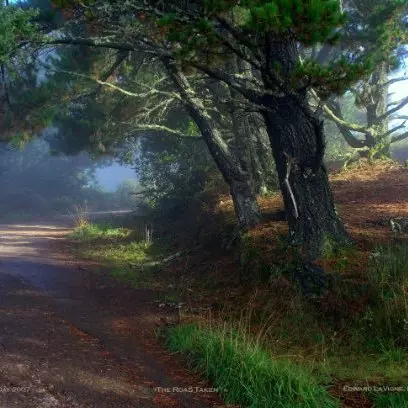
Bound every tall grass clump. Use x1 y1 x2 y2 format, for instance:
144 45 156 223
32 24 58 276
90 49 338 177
166 323 339 408
366 243 408 346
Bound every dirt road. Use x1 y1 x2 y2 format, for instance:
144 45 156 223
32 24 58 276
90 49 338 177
0 221 224 408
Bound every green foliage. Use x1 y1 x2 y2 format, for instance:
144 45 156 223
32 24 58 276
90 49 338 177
243 0 346 45
157 0 349 72
295 56 373 98
0 5 39 63
360 0 408 66
202 0 346 45
110 264 159 288
167 322 339 408
134 133 216 214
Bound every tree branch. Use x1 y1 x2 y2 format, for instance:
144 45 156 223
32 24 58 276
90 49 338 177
310 90 368 133
378 96 408 121
384 121 408 137
391 131 408 144
75 50 131 101
383 76 408 87
125 124 202 141
50 68 182 101
188 61 264 104
41 37 137 52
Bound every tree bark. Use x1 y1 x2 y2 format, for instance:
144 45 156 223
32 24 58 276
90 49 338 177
162 57 261 230
228 58 277 195
365 62 390 159
262 102 349 258
261 37 349 258
251 118 277 194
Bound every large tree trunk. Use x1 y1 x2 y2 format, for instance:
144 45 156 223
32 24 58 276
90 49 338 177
230 105 276 196
262 103 349 259
261 37 349 259
162 57 261 230
251 118 277 194
230 58 277 195
230 179 262 228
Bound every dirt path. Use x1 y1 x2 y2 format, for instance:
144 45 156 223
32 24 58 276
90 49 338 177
0 221 226 408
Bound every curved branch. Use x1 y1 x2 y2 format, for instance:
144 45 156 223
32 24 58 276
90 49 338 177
384 121 407 137
125 124 202 141
378 96 408 121
310 90 368 133
383 76 408 87
391 131 408 144
188 62 263 104
49 68 182 101
41 37 136 52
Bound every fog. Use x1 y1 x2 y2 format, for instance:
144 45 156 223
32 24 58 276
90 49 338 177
95 164 137 192
0 135 139 221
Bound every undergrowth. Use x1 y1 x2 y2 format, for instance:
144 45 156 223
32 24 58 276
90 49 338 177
167 322 339 408
67 221 164 287
166 241 408 406
69 218 408 406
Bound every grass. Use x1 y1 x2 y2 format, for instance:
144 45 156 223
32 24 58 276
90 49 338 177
167 322 339 408
110 264 160 288
69 222 131 241
374 392 408 407
164 241 408 407
79 240 153 265
366 243 408 344
67 221 165 288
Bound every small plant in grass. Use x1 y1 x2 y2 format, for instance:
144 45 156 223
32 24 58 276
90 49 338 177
167 322 339 408
111 264 158 288
71 204 90 228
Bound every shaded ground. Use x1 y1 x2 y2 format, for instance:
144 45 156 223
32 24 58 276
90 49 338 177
0 222 227 408
136 160 408 408
127 160 408 315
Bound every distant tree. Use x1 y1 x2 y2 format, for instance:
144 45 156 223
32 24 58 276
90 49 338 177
115 179 142 209
312 0 408 160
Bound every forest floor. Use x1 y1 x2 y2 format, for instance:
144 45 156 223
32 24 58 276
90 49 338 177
2 159 408 408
